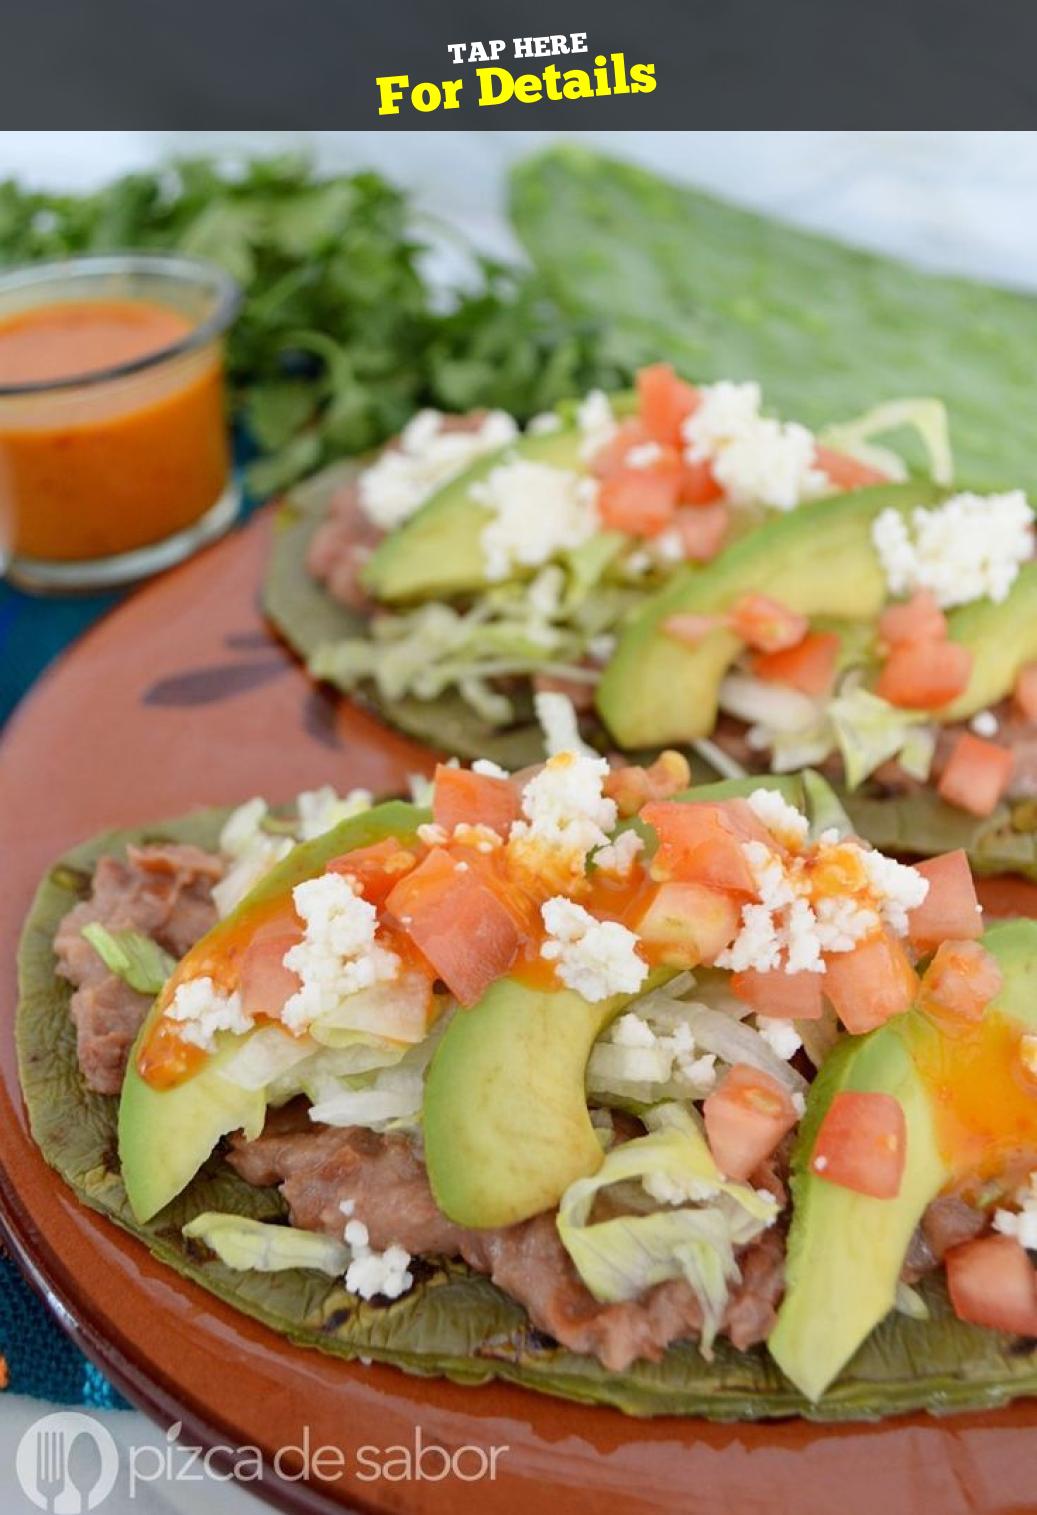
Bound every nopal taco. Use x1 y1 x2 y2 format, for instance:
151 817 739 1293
264 366 1037 881
20 749 1037 1418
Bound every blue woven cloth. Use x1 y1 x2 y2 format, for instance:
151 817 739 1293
0 585 121 726
0 1256 128 1408
1 459 260 1405
0 571 131 1404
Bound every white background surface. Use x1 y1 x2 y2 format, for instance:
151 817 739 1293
4 131 1037 291
1 129 1035 1513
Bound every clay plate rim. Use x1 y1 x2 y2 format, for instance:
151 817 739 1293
2 512 1037 1514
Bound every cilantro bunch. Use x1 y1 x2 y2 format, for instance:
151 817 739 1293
0 154 623 492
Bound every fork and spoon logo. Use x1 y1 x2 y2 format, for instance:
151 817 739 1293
15 1413 119 1512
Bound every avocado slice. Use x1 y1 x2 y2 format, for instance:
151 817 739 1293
119 801 427 1222
422 770 853 1232
596 480 944 748
423 975 668 1229
119 1037 268 1227
362 422 586 603
944 560 1037 721
769 918 1037 1401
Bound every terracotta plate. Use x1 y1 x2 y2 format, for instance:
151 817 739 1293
2 511 1037 1515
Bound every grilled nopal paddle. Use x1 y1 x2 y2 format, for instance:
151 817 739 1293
266 465 1037 876
772 918 1037 1400
511 145 1037 499
119 801 427 1222
15 802 1037 1419
264 460 554 769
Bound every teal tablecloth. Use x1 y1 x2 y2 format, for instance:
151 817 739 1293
0 584 122 726
0 470 259 1405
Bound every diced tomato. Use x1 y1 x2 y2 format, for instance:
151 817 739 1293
822 930 919 1034
679 457 724 505
918 939 1003 1026
876 639 973 709
906 850 982 953
432 764 521 840
636 363 699 447
703 1064 800 1182
239 920 302 1021
642 798 773 894
810 1091 906 1199
326 838 418 906
598 465 682 537
728 594 808 654
603 750 691 819
637 881 741 968
938 732 1015 818
878 590 947 649
813 445 888 492
663 612 724 647
1014 663 1037 722
946 1235 1037 1336
751 630 840 697
589 418 649 480
384 848 521 1007
730 968 824 1021
671 502 730 561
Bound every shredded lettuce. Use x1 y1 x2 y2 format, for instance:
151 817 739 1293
586 972 808 1112
827 685 936 791
764 719 839 776
307 1065 424 1129
818 398 953 487
219 1025 319 1092
797 1002 841 1070
309 562 637 727
719 674 821 733
213 786 374 918
222 1032 405 1104
80 925 176 995
182 1213 349 1275
557 1103 777 1355
648 996 808 1097
588 1041 676 1090
310 974 432 1047
285 1010 451 1131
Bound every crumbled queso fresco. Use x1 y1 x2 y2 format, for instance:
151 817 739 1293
993 1173 1037 1251
575 388 618 461
592 828 645 880
970 710 1000 739
471 457 600 581
508 750 618 888
340 1203 413 1301
358 408 517 531
280 873 401 1034
681 380 829 513
471 757 510 779
872 489 1034 609
715 791 929 976
608 1011 717 1092
165 976 253 1051
540 897 648 1002
746 787 809 849
755 1017 803 1061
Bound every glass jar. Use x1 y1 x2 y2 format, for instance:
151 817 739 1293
0 253 242 590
